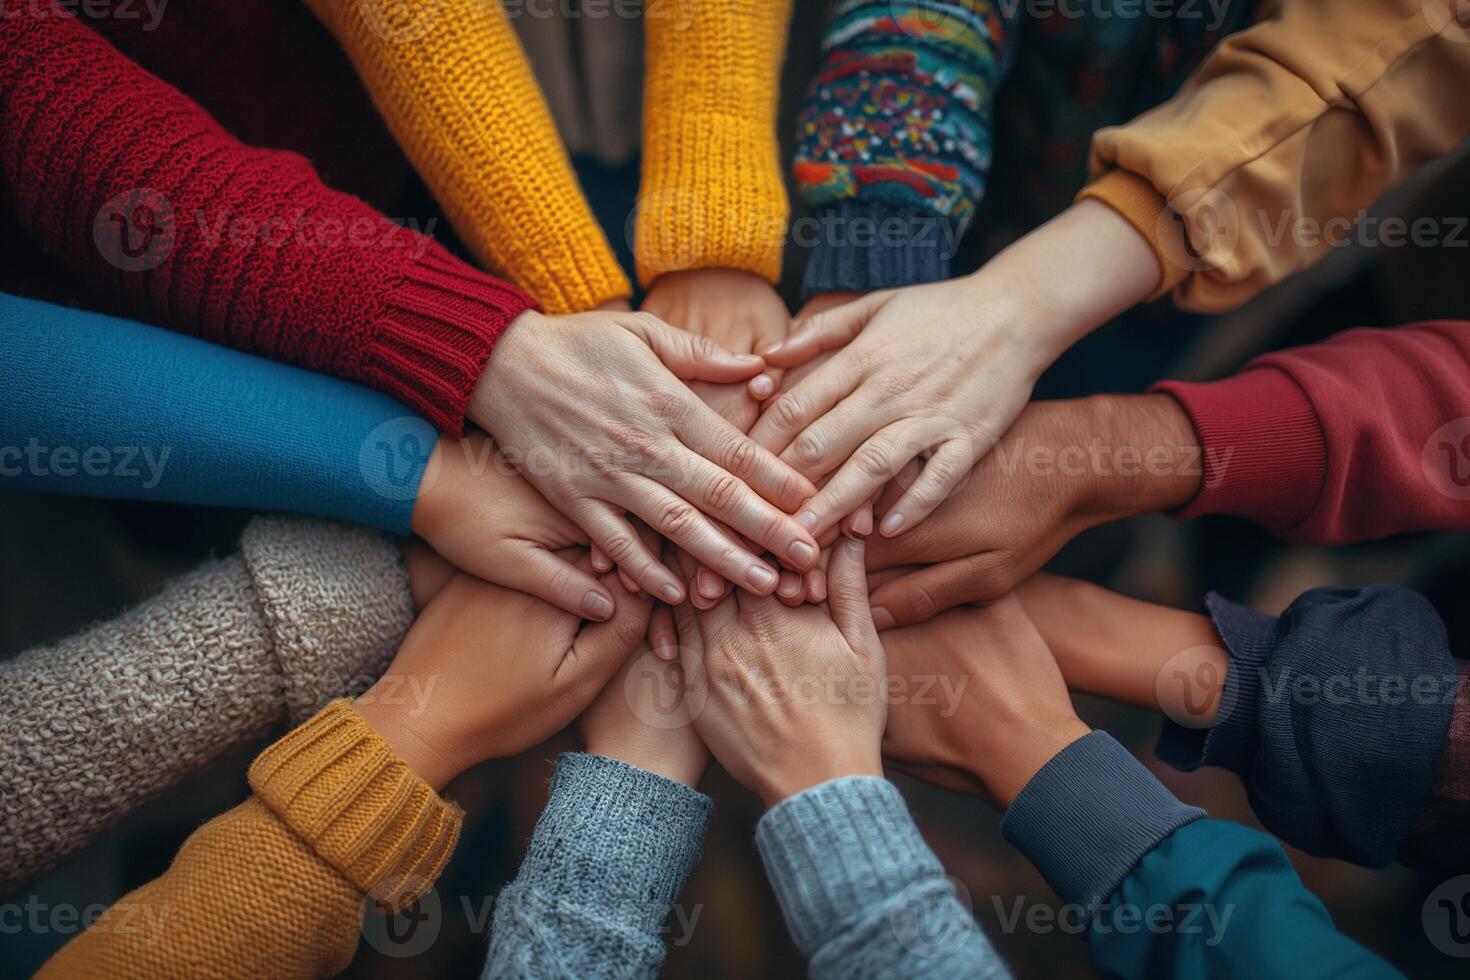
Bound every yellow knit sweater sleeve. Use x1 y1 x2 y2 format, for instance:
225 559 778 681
301 0 630 313
636 0 794 286
38 701 462 979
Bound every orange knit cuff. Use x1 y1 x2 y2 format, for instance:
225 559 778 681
1076 170 1189 301
249 700 462 912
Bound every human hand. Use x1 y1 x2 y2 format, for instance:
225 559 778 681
750 200 1161 538
672 536 885 807
579 646 711 787
353 555 651 791
469 308 820 601
880 596 1091 808
864 394 1201 628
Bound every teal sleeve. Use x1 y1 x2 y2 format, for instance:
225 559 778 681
0 292 432 533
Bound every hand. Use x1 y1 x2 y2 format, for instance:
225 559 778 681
865 394 1201 628
470 309 820 601
412 432 617 619
750 200 1161 537
672 536 885 807
881 596 1092 808
579 646 711 787
353 554 652 790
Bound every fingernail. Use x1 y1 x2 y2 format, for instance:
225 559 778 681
761 341 783 356
809 571 828 603
844 536 866 560
879 512 905 536
661 583 684 604
582 591 614 620
795 510 818 532
777 572 802 598
851 508 874 537
872 606 896 630
787 540 816 567
747 565 778 592
697 568 724 599
734 353 763 365
749 374 775 398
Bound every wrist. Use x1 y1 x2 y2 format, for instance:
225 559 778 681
353 684 465 792
755 746 884 809
467 308 547 430
1068 393 1202 520
978 715 1092 810
585 731 708 789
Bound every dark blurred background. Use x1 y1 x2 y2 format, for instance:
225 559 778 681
5 2 1470 976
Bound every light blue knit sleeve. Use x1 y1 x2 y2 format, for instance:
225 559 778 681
755 776 1011 979
0 292 432 533
485 753 712 979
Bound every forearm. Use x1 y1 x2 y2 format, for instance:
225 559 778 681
486 753 712 980
303 0 630 313
637 0 793 285
757 778 1009 980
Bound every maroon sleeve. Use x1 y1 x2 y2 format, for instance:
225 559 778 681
0 3 538 434
1152 320 1470 543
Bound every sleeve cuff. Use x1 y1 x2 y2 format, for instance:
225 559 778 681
360 244 539 436
1076 170 1187 301
799 200 956 299
1001 732 1204 914
1150 366 1327 532
755 776 943 956
1156 593 1278 775
248 700 463 912
513 753 712 922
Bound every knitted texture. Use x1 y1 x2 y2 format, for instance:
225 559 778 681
487 753 712 979
304 0 631 313
0 4 538 434
2 291 435 534
1156 588 1457 868
39 702 461 978
756 777 1010 979
0 517 412 895
636 0 793 285
1403 661 1470 870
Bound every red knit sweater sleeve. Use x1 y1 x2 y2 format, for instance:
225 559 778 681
0 4 538 435
1152 320 1470 543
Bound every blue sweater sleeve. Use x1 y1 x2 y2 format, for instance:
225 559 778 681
485 753 712 979
1 292 432 533
1155 587 1458 867
756 777 1010 979
1002 732 1401 979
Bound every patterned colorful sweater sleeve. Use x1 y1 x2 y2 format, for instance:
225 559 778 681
0 3 538 435
794 1 1017 297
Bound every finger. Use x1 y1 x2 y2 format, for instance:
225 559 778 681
591 545 613 573
648 603 679 660
570 500 687 604
879 438 977 537
566 573 654 693
840 501 874 538
792 421 931 538
868 555 1005 629
804 566 828 603
674 402 817 512
616 477 782 595
775 569 804 605
748 353 865 459
506 545 618 621
661 443 819 570
694 566 729 602
618 312 765 382
779 387 895 480
402 540 455 611
761 293 884 367
826 536 883 660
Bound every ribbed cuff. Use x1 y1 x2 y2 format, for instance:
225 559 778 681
241 518 414 724
249 700 462 912
1077 170 1185 301
1152 367 1327 533
800 200 955 299
1156 594 1277 775
756 777 941 956
361 244 539 436
514 753 712 924
1002 732 1204 915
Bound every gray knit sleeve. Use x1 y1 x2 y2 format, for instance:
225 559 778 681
486 753 712 979
0 516 412 895
756 777 1011 980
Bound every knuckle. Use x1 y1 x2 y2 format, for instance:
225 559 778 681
878 367 922 398
705 472 743 514
545 565 576 599
643 388 688 424
690 334 720 360
793 431 827 467
723 436 756 476
600 533 639 564
655 500 700 538
904 581 939 621
769 394 806 431
856 440 896 479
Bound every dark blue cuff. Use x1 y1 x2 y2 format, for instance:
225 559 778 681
799 200 958 299
1002 732 1205 915
1156 592 1276 775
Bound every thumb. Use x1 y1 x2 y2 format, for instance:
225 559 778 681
619 312 765 382
868 555 998 630
567 570 654 694
762 292 885 368
826 536 883 663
